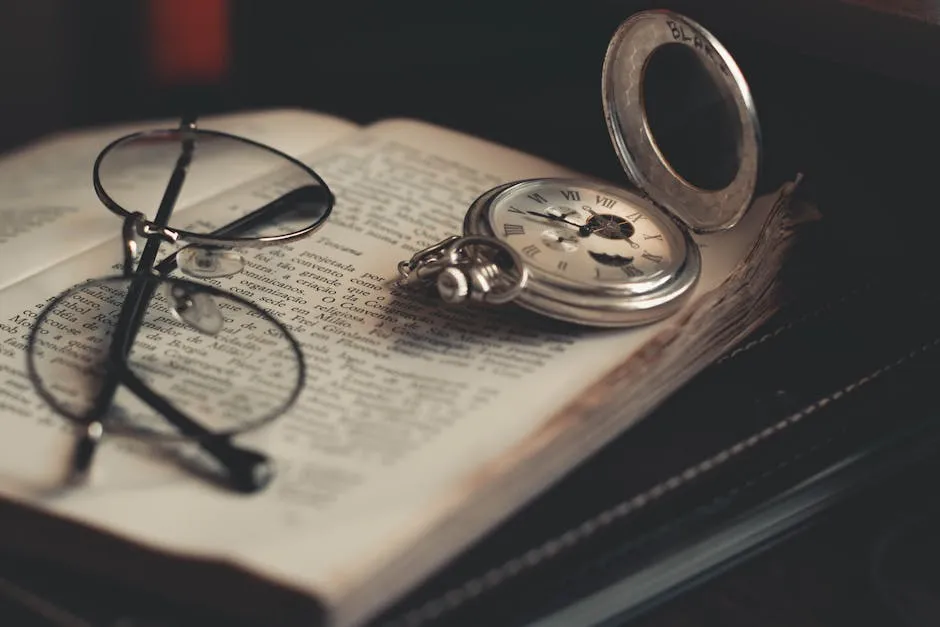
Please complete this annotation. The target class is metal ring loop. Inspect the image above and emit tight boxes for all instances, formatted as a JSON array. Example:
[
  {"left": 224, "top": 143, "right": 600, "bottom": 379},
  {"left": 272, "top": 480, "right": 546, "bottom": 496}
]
[{"left": 444, "top": 236, "right": 529, "bottom": 305}]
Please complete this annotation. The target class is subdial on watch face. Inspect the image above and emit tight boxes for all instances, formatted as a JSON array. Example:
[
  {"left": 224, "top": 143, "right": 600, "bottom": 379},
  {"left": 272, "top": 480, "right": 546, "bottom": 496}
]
[
  {"left": 488, "top": 182, "right": 678, "bottom": 285},
  {"left": 541, "top": 228, "right": 580, "bottom": 252}
]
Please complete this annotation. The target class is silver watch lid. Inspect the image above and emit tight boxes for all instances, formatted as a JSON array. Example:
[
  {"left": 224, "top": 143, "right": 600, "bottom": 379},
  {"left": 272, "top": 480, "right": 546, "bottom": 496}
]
[{"left": 602, "top": 10, "right": 761, "bottom": 233}]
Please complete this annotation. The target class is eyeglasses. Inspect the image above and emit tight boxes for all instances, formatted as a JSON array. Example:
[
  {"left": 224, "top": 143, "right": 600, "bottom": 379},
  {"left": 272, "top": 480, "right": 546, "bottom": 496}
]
[{"left": 25, "top": 117, "right": 333, "bottom": 493}]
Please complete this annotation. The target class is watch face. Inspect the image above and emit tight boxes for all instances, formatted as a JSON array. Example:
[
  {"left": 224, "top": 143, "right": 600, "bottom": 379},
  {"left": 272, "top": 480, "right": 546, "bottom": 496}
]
[{"left": 484, "top": 179, "right": 685, "bottom": 291}]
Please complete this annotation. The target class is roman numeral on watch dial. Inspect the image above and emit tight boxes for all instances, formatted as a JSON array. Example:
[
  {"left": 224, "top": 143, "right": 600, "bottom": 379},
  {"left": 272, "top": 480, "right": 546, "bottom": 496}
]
[
  {"left": 621, "top": 265, "right": 644, "bottom": 277},
  {"left": 596, "top": 195, "right": 617, "bottom": 208}
]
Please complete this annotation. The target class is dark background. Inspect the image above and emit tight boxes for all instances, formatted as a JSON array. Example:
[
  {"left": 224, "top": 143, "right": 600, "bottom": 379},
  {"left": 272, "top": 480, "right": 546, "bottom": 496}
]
[
  {"left": 1, "top": 1, "right": 939, "bottom": 625},
  {"left": 3, "top": 0, "right": 939, "bottom": 249}
]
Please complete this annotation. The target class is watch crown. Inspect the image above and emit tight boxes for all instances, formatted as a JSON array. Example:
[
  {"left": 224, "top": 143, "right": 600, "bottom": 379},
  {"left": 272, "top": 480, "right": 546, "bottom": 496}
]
[{"left": 436, "top": 267, "right": 470, "bottom": 304}]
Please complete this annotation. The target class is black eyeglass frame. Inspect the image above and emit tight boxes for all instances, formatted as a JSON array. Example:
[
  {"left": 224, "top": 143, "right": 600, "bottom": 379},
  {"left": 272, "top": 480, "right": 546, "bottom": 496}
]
[
  {"left": 92, "top": 119, "right": 335, "bottom": 248},
  {"left": 25, "top": 116, "right": 333, "bottom": 493}
]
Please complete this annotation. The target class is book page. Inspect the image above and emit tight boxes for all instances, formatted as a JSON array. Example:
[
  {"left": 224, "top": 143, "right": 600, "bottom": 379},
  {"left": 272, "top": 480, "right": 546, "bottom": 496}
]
[
  {"left": 0, "top": 117, "right": 787, "bottom": 626},
  {"left": 0, "top": 108, "right": 358, "bottom": 293}
]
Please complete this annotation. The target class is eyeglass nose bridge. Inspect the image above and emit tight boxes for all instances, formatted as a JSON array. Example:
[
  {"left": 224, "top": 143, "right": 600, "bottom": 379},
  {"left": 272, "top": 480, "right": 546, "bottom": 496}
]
[
  {"left": 179, "top": 116, "right": 198, "bottom": 132},
  {"left": 122, "top": 212, "right": 181, "bottom": 275}
]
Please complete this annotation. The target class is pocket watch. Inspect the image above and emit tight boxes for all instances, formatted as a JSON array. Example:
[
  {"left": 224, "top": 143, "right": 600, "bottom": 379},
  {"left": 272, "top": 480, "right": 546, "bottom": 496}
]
[{"left": 398, "top": 10, "right": 762, "bottom": 327}]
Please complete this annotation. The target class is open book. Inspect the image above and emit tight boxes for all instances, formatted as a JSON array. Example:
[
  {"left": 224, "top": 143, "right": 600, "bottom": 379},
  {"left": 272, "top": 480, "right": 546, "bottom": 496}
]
[{"left": 0, "top": 108, "right": 807, "bottom": 626}]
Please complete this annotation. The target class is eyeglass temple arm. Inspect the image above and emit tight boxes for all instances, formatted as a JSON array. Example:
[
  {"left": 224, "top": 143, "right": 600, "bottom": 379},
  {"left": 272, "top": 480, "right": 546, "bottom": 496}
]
[
  {"left": 154, "top": 184, "right": 330, "bottom": 276},
  {"left": 66, "top": 278, "right": 160, "bottom": 486},
  {"left": 94, "top": 128, "right": 196, "bottom": 401},
  {"left": 71, "top": 274, "right": 271, "bottom": 494},
  {"left": 71, "top": 125, "right": 197, "bottom": 481},
  {"left": 132, "top": 118, "right": 197, "bottom": 276},
  {"left": 118, "top": 364, "right": 274, "bottom": 493}
]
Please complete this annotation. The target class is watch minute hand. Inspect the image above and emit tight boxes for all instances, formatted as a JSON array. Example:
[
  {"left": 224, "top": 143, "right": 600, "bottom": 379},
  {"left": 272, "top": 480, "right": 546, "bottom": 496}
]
[{"left": 525, "top": 211, "right": 589, "bottom": 232}]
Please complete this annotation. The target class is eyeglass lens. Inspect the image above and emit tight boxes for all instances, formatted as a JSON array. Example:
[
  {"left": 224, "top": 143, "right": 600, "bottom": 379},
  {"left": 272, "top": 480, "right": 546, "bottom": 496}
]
[
  {"left": 28, "top": 276, "right": 303, "bottom": 440},
  {"left": 95, "top": 129, "right": 332, "bottom": 244}
]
